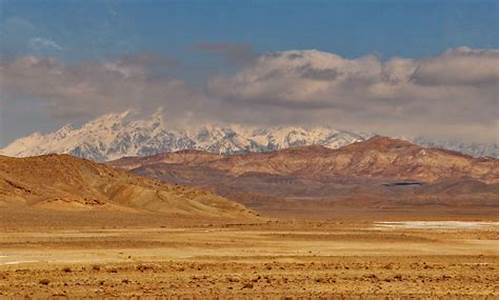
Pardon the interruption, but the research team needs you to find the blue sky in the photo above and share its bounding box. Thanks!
[0,0,498,146]
[2,0,497,61]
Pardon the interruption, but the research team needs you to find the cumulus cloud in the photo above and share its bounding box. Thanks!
[0,47,498,143]
[0,54,202,123]
[207,48,498,142]
[411,47,498,86]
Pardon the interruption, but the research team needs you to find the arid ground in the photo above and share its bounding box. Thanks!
[0,146,498,298]
[0,208,497,299]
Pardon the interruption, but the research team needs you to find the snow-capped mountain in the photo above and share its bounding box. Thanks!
[1,111,497,161]
[411,137,498,159]
[0,111,371,161]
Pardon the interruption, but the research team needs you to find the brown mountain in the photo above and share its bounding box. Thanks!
[112,136,498,184]
[108,137,499,218]
[0,154,255,220]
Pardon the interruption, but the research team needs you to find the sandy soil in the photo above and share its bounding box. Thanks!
[0,217,497,299]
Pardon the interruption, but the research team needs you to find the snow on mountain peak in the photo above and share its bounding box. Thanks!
[0,110,497,161]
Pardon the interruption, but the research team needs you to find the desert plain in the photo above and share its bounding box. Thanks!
[0,206,498,299]
[0,139,498,298]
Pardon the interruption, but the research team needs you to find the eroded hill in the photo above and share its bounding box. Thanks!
[109,137,499,219]
[0,154,255,220]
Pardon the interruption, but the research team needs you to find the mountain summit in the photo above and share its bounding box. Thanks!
[0,111,370,161]
[1,111,497,161]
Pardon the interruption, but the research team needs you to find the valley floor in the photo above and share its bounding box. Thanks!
[0,211,497,299]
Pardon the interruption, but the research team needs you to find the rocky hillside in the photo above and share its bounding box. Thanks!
[111,137,498,184]
[107,137,498,216]
[0,154,254,219]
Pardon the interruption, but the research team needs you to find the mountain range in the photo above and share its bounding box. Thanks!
[108,137,499,218]
[110,136,498,184]
[0,130,497,220]
[1,111,497,161]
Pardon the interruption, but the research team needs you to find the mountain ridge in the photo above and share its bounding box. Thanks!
[1,111,497,161]
[108,136,499,217]
[110,136,498,184]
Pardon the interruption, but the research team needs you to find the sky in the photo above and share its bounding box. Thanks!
[0,0,498,146]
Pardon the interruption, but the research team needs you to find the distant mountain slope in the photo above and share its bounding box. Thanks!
[111,136,499,184]
[108,137,499,216]
[0,154,254,219]
[1,111,497,161]
[411,137,498,160]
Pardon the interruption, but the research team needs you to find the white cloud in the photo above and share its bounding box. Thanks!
[28,37,63,51]
[0,48,498,143]
[411,47,498,86]
[0,54,199,123]
[207,48,498,142]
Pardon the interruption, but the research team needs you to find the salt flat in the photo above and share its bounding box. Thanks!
[374,221,499,230]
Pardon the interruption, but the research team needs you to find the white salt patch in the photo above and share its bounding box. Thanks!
[373,221,498,230]
[1,260,39,265]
